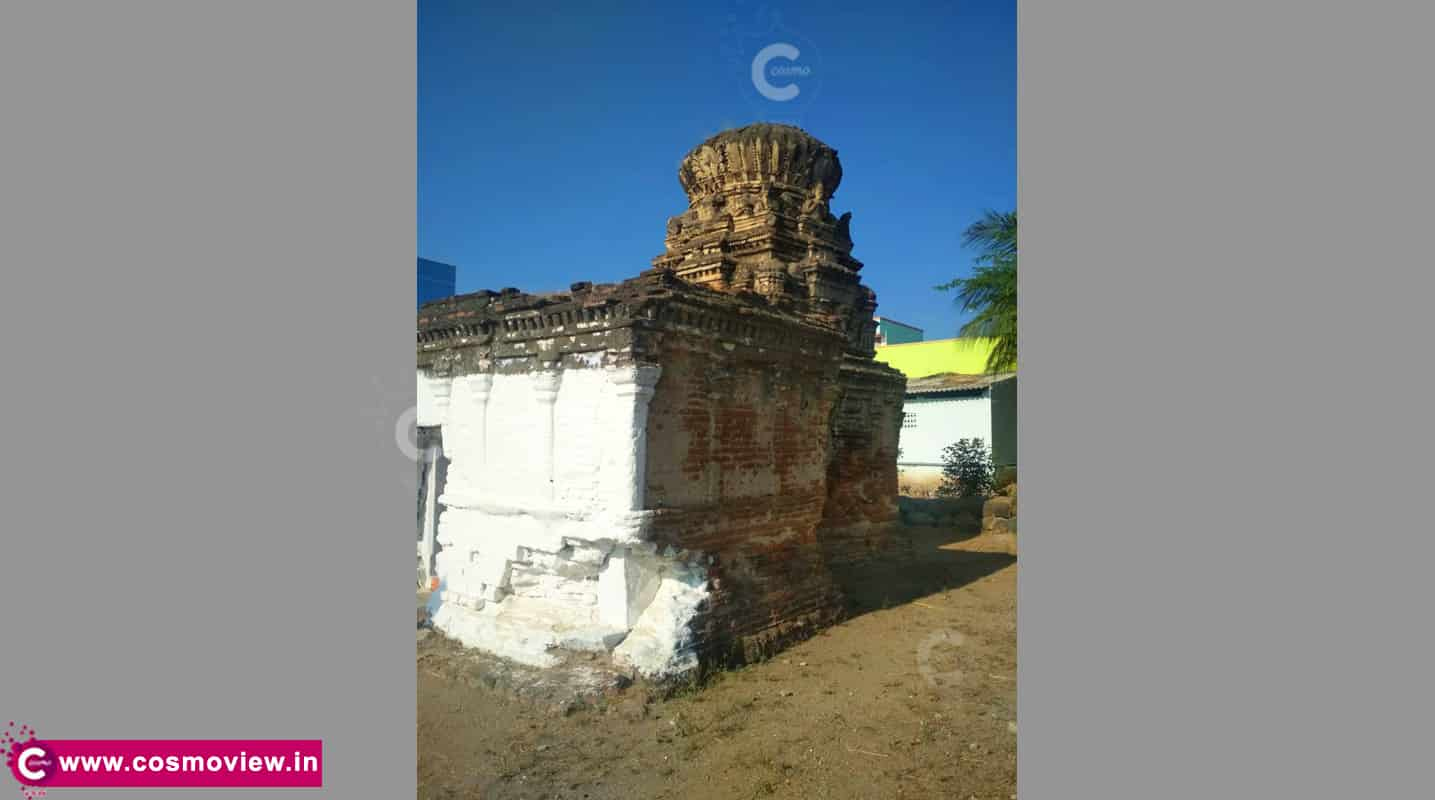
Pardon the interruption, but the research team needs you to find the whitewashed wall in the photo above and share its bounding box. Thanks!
[897,391,994,466]
[416,371,443,427]
[416,364,708,679]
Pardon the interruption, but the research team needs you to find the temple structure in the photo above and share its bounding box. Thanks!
[416,124,906,680]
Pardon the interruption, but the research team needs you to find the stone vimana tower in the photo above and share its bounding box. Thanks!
[417,123,907,680]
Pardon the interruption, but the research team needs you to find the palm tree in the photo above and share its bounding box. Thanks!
[936,210,1016,373]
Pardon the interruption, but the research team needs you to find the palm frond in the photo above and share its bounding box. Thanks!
[938,210,1017,373]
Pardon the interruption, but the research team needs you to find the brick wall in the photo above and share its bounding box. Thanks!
[644,331,906,666]
[821,359,907,569]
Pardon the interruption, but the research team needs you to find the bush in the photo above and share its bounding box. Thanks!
[937,438,994,498]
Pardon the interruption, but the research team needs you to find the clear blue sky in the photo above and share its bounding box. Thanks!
[419,0,1014,339]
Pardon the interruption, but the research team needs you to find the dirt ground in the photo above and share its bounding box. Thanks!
[897,470,946,498]
[418,525,1016,800]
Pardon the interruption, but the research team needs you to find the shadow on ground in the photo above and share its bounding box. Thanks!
[835,523,1016,618]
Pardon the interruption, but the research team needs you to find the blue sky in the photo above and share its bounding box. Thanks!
[419,0,1014,339]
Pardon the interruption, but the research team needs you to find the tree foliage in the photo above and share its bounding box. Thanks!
[936,210,1017,374]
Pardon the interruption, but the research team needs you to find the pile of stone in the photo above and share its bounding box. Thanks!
[982,484,1017,536]
[896,496,984,530]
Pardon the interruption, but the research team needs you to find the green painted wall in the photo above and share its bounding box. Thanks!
[990,375,1018,467]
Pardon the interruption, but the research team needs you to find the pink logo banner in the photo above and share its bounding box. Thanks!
[7,739,322,789]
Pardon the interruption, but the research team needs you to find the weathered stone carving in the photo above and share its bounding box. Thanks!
[653,123,878,357]
[418,124,906,681]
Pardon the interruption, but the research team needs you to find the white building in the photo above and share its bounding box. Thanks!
[897,372,1017,483]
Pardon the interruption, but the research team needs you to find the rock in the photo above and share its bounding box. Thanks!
[983,496,1014,519]
[567,543,611,566]
[1007,721,1017,734]
[988,517,1011,534]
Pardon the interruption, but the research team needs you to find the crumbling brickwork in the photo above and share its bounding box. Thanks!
[418,124,906,678]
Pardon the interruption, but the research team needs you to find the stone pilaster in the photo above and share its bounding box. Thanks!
[608,364,662,512]
[532,367,562,505]
[419,371,453,427]
[466,372,493,468]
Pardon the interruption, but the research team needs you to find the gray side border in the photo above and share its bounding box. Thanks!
[1022,1,1435,796]
[0,2,416,797]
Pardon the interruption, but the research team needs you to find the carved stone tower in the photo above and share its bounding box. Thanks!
[652,123,879,357]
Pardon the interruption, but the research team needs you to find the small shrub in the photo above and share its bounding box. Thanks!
[937,438,994,498]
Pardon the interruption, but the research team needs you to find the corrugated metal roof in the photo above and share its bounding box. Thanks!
[905,371,1016,395]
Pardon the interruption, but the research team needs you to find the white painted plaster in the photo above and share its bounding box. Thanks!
[416,372,452,428]
[426,362,711,678]
[612,561,709,679]
[598,553,662,630]
[897,391,994,467]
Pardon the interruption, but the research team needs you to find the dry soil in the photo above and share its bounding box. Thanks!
[418,525,1016,800]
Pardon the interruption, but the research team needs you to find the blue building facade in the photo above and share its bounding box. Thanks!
[418,258,457,308]
[874,316,924,346]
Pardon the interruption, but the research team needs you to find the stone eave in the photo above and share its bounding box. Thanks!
[418,270,855,369]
